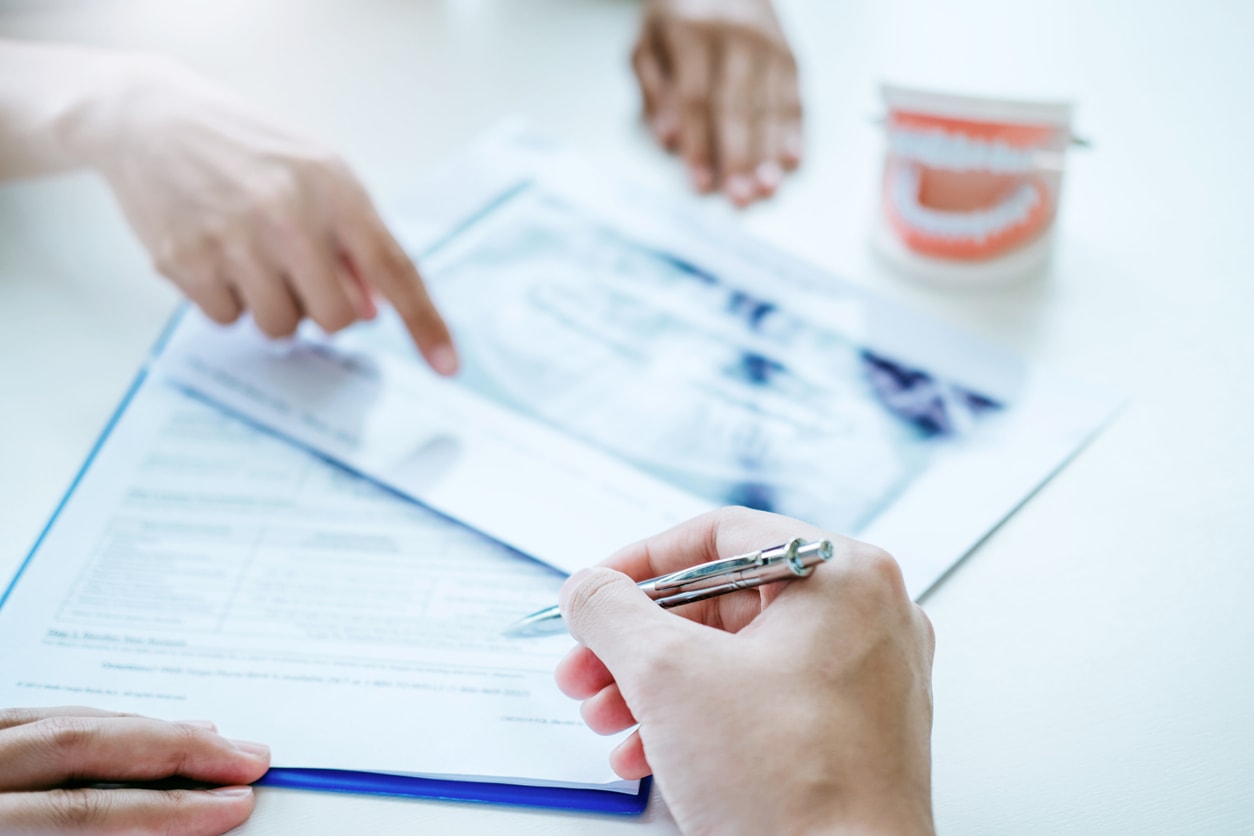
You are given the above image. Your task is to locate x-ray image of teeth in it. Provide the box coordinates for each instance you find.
[417,189,1002,534]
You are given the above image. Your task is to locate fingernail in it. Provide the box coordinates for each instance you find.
[209,786,254,798]
[230,739,270,759]
[690,166,713,193]
[755,161,783,193]
[429,344,459,376]
[726,174,756,206]
[178,720,217,730]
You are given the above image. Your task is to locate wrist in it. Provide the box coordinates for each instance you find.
[56,50,175,172]
[768,768,933,836]
[0,41,175,177]
[802,791,935,836]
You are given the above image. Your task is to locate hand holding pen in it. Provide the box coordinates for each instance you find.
[553,507,937,836]
[507,538,835,637]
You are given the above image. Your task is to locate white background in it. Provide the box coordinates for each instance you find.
[1,0,1252,832]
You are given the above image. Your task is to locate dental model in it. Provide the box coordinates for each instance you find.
[874,84,1075,283]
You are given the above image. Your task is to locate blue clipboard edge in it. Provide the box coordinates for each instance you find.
[259,769,650,815]
[0,304,651,816]
[0,305,187,612]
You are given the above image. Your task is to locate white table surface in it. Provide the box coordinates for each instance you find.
[2,0,1252,833]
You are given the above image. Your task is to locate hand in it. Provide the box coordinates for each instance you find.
[632,0,803,207]
[84,56,458,374]
[0,706,270,835]
[556,507,935,835]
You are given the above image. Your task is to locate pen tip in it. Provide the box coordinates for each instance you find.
[501,608,567,639]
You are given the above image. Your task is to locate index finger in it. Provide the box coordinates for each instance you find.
[601,506,831,581]
[334,193,459,376]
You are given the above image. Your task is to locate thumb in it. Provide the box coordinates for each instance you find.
[559,568,692,681]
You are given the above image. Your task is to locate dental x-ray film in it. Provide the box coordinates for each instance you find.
[375,126,1119,595]
[415,188,1003,536]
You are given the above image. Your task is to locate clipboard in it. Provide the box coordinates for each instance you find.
[0,308,651,816]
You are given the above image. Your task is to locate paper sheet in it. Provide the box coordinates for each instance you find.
[162,125,1121,598]
[0,379,635,792]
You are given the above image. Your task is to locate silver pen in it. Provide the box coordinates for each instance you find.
[503,538,834,638]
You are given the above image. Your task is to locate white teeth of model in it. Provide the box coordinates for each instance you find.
[891,164,1040,241]
[888,128,1034,174]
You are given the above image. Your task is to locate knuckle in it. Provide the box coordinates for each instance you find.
[44,789,107,829]
[251,177,302,223]
[670,18,710,40]
[37,716,98,759]
[154,227,231,282]
[293,150,357,203]
[151,243,200,281]
[174,721,208,752]
[0,707,38,728]
[167,725,214,777]
[254,200,301,238]
[850,544,908,600]
[159,787,198,815]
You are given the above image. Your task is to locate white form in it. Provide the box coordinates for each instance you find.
[0,378,636,793]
